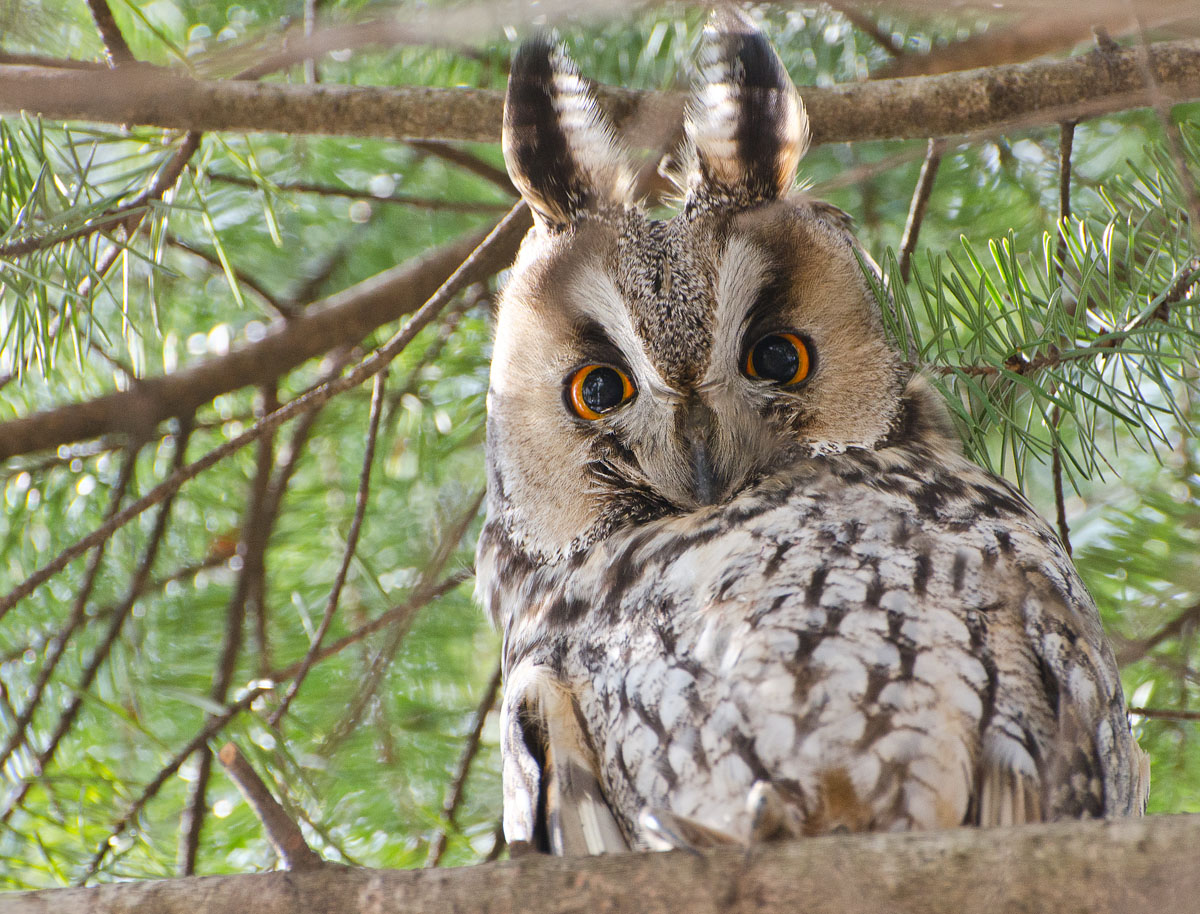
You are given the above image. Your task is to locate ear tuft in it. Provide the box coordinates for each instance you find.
[682,8,809,211]
[503,36,634,231]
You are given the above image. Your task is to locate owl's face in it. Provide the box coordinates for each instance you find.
[486,21,907,562]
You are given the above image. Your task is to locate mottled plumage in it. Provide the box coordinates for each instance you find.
[477,11,1147,856]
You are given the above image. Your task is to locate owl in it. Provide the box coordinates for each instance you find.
[475,11,1148,856]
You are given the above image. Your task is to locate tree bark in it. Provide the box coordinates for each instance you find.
[5,815,1199,914]
[2,39,1199,146]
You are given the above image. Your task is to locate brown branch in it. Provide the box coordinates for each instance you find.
[209,171,511,213]
[0,52,106,71]
[15,814,1200,914]
[406,140,517,195]
[426,661,503,868]
[1050,119,1078,556]
[897,137,945,283]
[0,204,528,627]
[217,742,323,870]
[5,39,1200,145]
[179,391,277,875]
[831,3,906,57]
[0,446,138,774]
[268,369,388,727]
[321,489,485,751]
[86,0,135,68]
[80,685,271,883]
[0,554,231,667]
[0,210,523,461]
[1116,601,1200,665]
[0,421,191,827]
[166,234,294,319]
[265,569,472,683]
[1130,706,1200,721]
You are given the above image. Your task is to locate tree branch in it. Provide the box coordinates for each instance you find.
[217,742,324,871]
[4,39,1200,145]
[7,815,1199,914]
[0,211,524,461]
[0,204,528,626]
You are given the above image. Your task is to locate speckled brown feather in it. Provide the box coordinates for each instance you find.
[480,14,1146,856]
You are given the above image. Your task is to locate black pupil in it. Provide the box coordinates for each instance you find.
[581,367,625,413]
[751,335,800,382]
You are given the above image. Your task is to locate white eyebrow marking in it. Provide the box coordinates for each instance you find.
[567,263,677,398]
[706,235,769,386]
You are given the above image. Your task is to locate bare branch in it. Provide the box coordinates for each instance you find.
[0,211,524,461]
[180,389,278,875]
[831,3,906,57]
[81,685,271,883]
[897,137,945,283]
[217,743,324,871]
[1116,601,1200,665]
[1130,707,1200,721]
[0,205,529,625]
[86,0,135,68]
[265,570,472,683]
[1,422,192,827]
[427,661,503,867]
[5,39,1200,145]
[209,171,511,213]
[6,814,1197,914]
[268,369,388,726]
[0,446,137,773]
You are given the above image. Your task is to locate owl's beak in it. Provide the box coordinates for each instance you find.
[682,398,721,506]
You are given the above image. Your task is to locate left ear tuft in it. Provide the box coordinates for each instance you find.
[681,9,809,210]
[503,36,634,231]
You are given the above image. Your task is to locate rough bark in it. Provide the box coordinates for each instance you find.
[5,815,1199,914]
[2,39,1199,146]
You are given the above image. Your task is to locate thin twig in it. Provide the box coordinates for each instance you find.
[0,553,230,667]
[209,171,511,213]
[0,446,138,774]
[86,0,135,67]
[0,421,192,827]
[80,685,271,883]
[166,234,294,319]
[898,138,945,283]
[427,661,503,867]
[1129,706,1200,721]
[179,392,277,875]
[217,742,323,870]
[269,369,389,726]
[1051,119,1077,556]
[0,203,528,620]
[407,141,516,195]
[321,490,485,751]
[830,3,905,57]
[266,569,473,683]
[1116,602,1200,665]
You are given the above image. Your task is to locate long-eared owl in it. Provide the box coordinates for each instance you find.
[476,10,1148,855]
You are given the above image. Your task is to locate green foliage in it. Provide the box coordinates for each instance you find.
[1,0,1198,891]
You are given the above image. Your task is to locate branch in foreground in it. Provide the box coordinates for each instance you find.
[0,210,526,461]
[9,814,1200,914]
[217,742,323,871]
[3,39,1200,146]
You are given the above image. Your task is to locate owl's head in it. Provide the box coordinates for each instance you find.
[486,12,938,562]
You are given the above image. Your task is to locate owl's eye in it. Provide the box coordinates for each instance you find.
[745,332,812,386]
[567,364,636,420]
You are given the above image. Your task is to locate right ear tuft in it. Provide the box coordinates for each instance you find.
[503,37,634,231]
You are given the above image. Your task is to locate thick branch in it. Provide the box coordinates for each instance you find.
[0,216,520,460]
[9,815,1200,914]
[3,40,1200,146]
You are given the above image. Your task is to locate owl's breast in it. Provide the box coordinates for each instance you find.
[531,449,1094,842]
